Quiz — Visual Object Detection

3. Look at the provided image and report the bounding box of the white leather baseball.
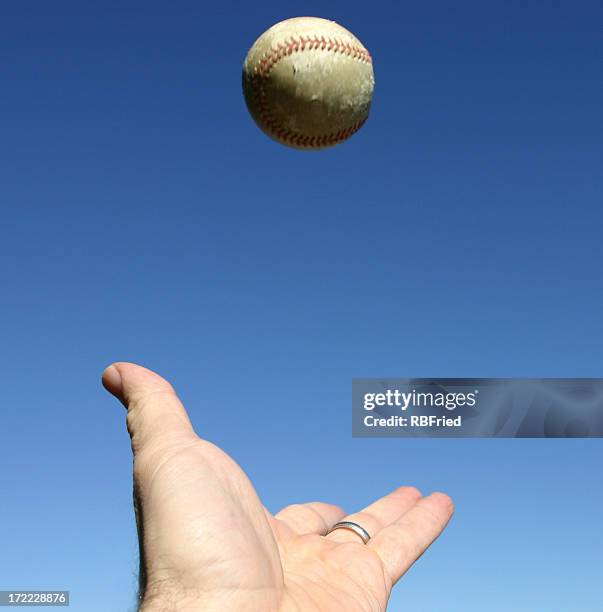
[242,17,375,150]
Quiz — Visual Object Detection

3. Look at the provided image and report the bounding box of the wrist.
[139,589,282,612]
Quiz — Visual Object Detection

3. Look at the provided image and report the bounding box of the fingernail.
[102,364,123,399]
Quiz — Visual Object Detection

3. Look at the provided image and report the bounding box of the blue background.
[1,1,602,610]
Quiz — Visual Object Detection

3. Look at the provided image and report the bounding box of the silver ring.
[326,521,371,544]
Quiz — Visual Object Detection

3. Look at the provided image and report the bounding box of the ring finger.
[325,486,422,544]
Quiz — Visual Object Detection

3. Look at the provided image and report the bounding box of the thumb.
[102,362,196,454]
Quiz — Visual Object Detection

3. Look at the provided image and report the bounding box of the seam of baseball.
[251,35,372,149]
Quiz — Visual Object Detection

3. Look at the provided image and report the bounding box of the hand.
[102,362,454,611]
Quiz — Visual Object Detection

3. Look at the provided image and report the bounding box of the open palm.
[103,362,454,611]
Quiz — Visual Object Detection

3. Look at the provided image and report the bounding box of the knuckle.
[307,501,345,518]
[278,503,304,516]
[326,503,345,516]
[129,386,177,410]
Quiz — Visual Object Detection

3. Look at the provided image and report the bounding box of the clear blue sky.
[1,1,602,611]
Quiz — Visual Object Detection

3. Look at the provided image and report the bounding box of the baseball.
[242,17,375,150]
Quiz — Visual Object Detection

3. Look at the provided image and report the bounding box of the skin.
[102,362,455,611]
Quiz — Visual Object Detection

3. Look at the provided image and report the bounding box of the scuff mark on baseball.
[242,17,375,150]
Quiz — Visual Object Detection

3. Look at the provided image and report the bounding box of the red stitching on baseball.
[255,114,368,149]
[251,35,372,148]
